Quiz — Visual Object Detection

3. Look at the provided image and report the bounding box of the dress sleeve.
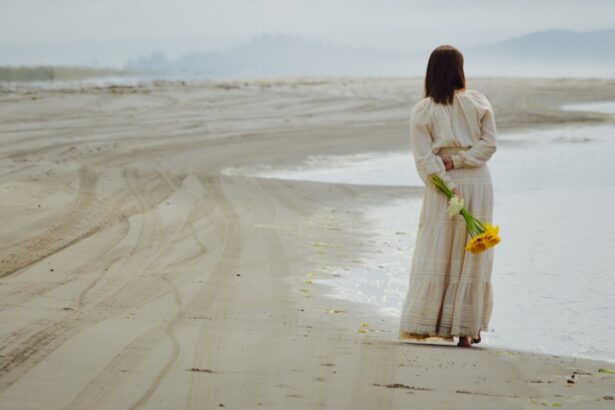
[410,102,458,190]
[450,93,497,169]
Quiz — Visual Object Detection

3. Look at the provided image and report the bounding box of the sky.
[1,0,614,67]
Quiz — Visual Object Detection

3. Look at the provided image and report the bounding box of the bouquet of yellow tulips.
[431,174,501,254]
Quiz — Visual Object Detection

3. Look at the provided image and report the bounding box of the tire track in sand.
[0,165,100,279]
[0,170,164,353]
[182,175,244,410]
[0,207,130,313]
[0,220,130,355]
[184,175,340,408]
[65,174,242,409]
[0,169,187,393]
[0,168,176,328]
[134,175,262,409]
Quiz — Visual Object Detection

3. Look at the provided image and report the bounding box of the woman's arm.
[410,104,458,190]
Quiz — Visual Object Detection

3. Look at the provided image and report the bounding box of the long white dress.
[398,89,498,341]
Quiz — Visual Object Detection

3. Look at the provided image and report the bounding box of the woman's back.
[410,89,497,185]
[411,89,495,153]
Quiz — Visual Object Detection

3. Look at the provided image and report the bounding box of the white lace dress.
[399,89,498,341]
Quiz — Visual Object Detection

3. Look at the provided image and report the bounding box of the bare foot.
[457,336,472,348]
[472,331,482,344]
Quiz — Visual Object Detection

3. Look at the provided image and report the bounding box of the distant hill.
[126,34,419,78]
[126,29,615,79]
[464,29,615,77]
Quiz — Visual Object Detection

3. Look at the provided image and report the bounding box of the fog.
[1,0,614,77]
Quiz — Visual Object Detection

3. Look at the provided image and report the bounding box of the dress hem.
[398,326,489,341]
[398,330,454,342]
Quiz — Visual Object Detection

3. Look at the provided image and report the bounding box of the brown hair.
[424,45,465,105]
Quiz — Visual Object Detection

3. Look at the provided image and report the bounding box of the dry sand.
[1,77,615,409]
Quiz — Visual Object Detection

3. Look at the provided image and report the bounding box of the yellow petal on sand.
[325,309,346,314]
[306,271,314,276]
[357,329,368,333]
[598,368,615,374]
[305,280,313,284]
[300,288,309,293]
[361,323,369,327]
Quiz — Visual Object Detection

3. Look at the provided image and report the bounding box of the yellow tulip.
[472,239,488,253]
[487,235,501,247]
[466,234,486,253]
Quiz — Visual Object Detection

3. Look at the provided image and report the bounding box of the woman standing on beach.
[399,45,498,348]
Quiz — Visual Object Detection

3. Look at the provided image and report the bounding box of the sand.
[1,77,615,409]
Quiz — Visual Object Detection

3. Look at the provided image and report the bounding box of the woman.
[398,45,497,348]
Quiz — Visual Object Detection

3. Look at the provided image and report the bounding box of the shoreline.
[1,77,615,408]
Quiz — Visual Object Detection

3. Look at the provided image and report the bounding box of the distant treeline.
[0,66,130,82]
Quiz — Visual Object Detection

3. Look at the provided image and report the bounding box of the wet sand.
[1,77,615,409]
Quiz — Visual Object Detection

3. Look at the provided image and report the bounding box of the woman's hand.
[440,155,454,171]
[452,187,464,200]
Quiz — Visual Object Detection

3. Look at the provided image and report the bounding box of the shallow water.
[232,102,615,362]
[562,101,615,115]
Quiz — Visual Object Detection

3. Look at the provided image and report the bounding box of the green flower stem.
[460,208,485,236]
[430,174,454,198]
[474,218,486,231]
